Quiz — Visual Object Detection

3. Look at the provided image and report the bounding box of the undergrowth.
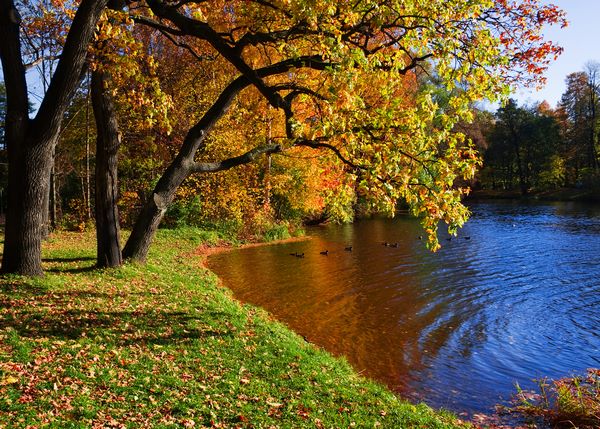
[511,369,600,428]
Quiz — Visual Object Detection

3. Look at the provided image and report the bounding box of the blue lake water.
[208,201,600,416]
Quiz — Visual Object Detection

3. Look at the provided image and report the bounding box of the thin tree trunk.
[50,162,57,229]
[85,77,92,219]
[91,70,122,268]
[41,173,50,238]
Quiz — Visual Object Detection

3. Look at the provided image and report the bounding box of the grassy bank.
[0,229,467,428]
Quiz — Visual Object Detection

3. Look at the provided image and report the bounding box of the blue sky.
[512,0,600,108]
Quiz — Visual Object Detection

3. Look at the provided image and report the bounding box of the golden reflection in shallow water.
[209,203,600,414]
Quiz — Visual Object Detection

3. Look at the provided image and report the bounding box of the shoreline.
[194,235,312,266]
[0,228,468,428]
[467,188,600,203]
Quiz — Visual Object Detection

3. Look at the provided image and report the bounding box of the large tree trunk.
[122,66,288,263]
[91,70,122,268]
[0,0,108,275]
[122,160,190,262]
[2,140,55,275]
[121,75,245,262]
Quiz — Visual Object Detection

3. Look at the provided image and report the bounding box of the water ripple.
[208,200,600,415]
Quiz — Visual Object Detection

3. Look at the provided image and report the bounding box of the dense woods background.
[4,60,599,238]
[478,63,600,196]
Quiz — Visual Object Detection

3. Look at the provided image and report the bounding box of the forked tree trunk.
[91,70,122,268]
[122,67,287,263]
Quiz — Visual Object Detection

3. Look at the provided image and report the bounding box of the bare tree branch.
[33,0,109,139]
[191,144,282,173]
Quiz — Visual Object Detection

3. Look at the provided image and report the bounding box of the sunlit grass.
[0,228,467,428]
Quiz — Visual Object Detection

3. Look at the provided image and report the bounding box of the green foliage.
[163,195,203,228]
[482,99,563,194]
[538,154,566,189]
[262,223,291,242]
[0,230,467,428]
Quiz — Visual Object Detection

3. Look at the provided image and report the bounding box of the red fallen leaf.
[18,394,35,403]
[240,377,250,385]
[297,405,310,419]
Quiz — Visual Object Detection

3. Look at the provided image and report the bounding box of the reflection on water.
[207,201,600,415]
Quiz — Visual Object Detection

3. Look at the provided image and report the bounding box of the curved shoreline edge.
[0,229,468,428]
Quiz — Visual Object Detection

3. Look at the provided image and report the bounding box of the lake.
[207,201,600,416]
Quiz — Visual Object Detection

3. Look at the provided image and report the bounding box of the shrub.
[511,369,600,429]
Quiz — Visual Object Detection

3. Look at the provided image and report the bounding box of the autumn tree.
[0,0,566,274]
[120,0,565,261]
[559,65,600,184]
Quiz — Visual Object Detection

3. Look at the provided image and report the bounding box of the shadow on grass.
[42,256,96,263]
[46,265,98,274]
[0,281,48,295]
[42,256,98,274]
[0,287,232,346]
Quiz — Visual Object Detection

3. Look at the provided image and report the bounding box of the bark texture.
[92,70,122,268]
[2,143,54,275]
[0,0,108,275]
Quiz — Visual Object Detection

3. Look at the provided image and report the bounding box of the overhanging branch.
[190,144,282,173]
[294,139,367,172]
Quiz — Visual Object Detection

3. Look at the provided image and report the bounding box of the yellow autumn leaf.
[1,375,19,385]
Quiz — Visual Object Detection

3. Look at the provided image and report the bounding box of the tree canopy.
[0,0,566,274]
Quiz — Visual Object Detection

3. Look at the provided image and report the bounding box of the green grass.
[0,229,467,428]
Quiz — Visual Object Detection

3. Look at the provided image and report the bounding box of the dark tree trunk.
[122,62,295,262]
[91,70,122,268]
[122,160,190,262]
[41,174,50,239]
[0,0,108,275]
[2,141,54,275]
[509,126,528,195]
[50,163,57,229]
[122,74,248,262]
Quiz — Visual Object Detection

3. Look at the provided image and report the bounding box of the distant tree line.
[479,62,600,195]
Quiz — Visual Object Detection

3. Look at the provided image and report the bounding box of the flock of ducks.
[289,246,352,258]
[289,235,471,258]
